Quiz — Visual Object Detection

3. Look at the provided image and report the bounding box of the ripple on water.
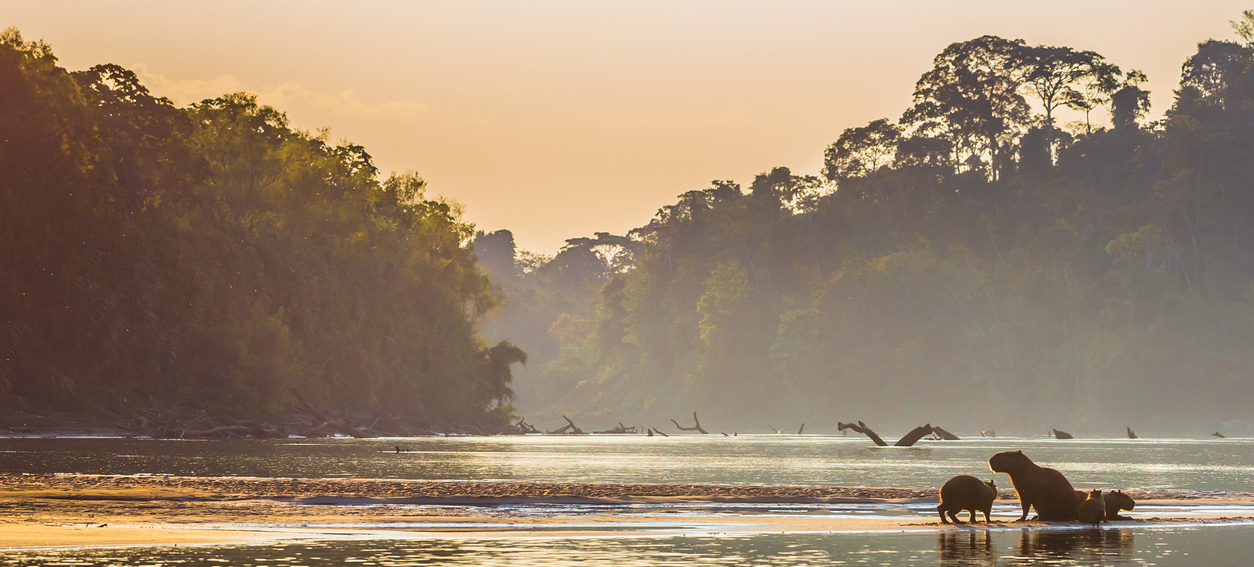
[5,525,1254,566]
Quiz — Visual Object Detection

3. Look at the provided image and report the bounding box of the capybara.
[1103,490,1135,520]
[937,475,997,524]
[988,450,1079,521]
[1077,489,1106,527]
[1073,489,1135,520]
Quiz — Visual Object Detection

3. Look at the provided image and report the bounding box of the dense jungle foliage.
[488,15,1254,434]
[0,29,525,423]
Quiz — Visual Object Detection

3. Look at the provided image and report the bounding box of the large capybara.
[1073,489,1136,520]
[988,450,1079,521]
[937,475,998,524]
[1077,489,1106,526]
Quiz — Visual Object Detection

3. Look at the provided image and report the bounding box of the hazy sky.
[8,1,1248,253]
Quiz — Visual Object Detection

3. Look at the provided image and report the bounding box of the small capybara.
[1077,489,1106,526]
[937,475,998,524]
[988,450,1079,521]
[1073,489,1136,520]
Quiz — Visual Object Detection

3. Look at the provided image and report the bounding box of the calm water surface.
[0,436,1251,492]
[4,525,1252,566]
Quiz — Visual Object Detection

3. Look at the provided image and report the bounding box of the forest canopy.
[487,16,1254,435]
[7,14,1254,436]
[0,29,524,425]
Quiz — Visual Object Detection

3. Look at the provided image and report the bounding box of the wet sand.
[2,474,1253,550]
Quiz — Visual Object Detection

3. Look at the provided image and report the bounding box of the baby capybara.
[937,475,997,524]
[1074,489,1135,520]
[1077,489,1106,527]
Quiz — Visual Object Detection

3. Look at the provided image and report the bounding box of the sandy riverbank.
[2,475,1253,550]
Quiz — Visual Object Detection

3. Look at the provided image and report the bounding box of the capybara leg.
[968,509,978,523]
[937,505,949,524]
[948,510,964,524]
[982,509,991,523]
[1016,501,1030,521]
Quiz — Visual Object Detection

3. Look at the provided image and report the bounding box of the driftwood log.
[287,388,375,438]
[593,422,639,434]
[797,423,805,435]
[1052,428,1074,439]
[1213,432,1226,438]
[671,412,709,434]
[894,425,935,447]
[837,421,887,446]
[546,416,587,435]
[1126,426,1138,439]
[931,425,960,440]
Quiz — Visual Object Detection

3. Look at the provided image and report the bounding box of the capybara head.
[1107,490,1135,510]
[1089,489,1103,498]
[984,479,997,497]
[988,450,1032,473]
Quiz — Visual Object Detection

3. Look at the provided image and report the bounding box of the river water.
[3,435,1253,565]
[1,435,1250,492]
[6,525,1254,566]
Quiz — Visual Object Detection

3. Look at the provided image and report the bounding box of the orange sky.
[8,1,1249,253]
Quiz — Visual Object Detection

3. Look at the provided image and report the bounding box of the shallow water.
[1,436,1251,492]
[4,525,1253,566]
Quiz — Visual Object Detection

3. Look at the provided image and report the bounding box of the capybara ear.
[1015,450,1023,454]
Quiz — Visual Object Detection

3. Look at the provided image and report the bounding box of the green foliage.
[496,18,1254,433]
[0,32,522,421]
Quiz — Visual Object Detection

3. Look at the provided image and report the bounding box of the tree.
[1019,45,1113,155]
[1110,70,1152,130]
[902,36,1032,180]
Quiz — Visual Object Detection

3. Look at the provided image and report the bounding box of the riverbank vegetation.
[492,14,1254,434]
[7,13,1254,436]
[0,29,524,428]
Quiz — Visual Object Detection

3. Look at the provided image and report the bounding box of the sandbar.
[2,474,1253,550]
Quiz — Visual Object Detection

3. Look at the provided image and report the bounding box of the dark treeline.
[488,15,1254,435]
[0,30,525,426]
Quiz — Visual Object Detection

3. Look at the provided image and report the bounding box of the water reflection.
[1,527,1248,566]
[1015,528,1135,564]
[938,530,994,565]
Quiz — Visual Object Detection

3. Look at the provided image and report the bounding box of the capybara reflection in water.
[937,475,997,524]
[1077,489,1106,527]
[988,450,1078,521]
[1076,489,1135,520]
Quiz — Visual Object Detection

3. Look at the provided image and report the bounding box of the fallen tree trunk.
[931,425,960,440]
[287,388,376,439]
[670,412,709,434]
[547,416,585,435]
[894,424,935,447]
[837,421,887,446]
[1052,428,1073,440]
[593,422,638,434]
